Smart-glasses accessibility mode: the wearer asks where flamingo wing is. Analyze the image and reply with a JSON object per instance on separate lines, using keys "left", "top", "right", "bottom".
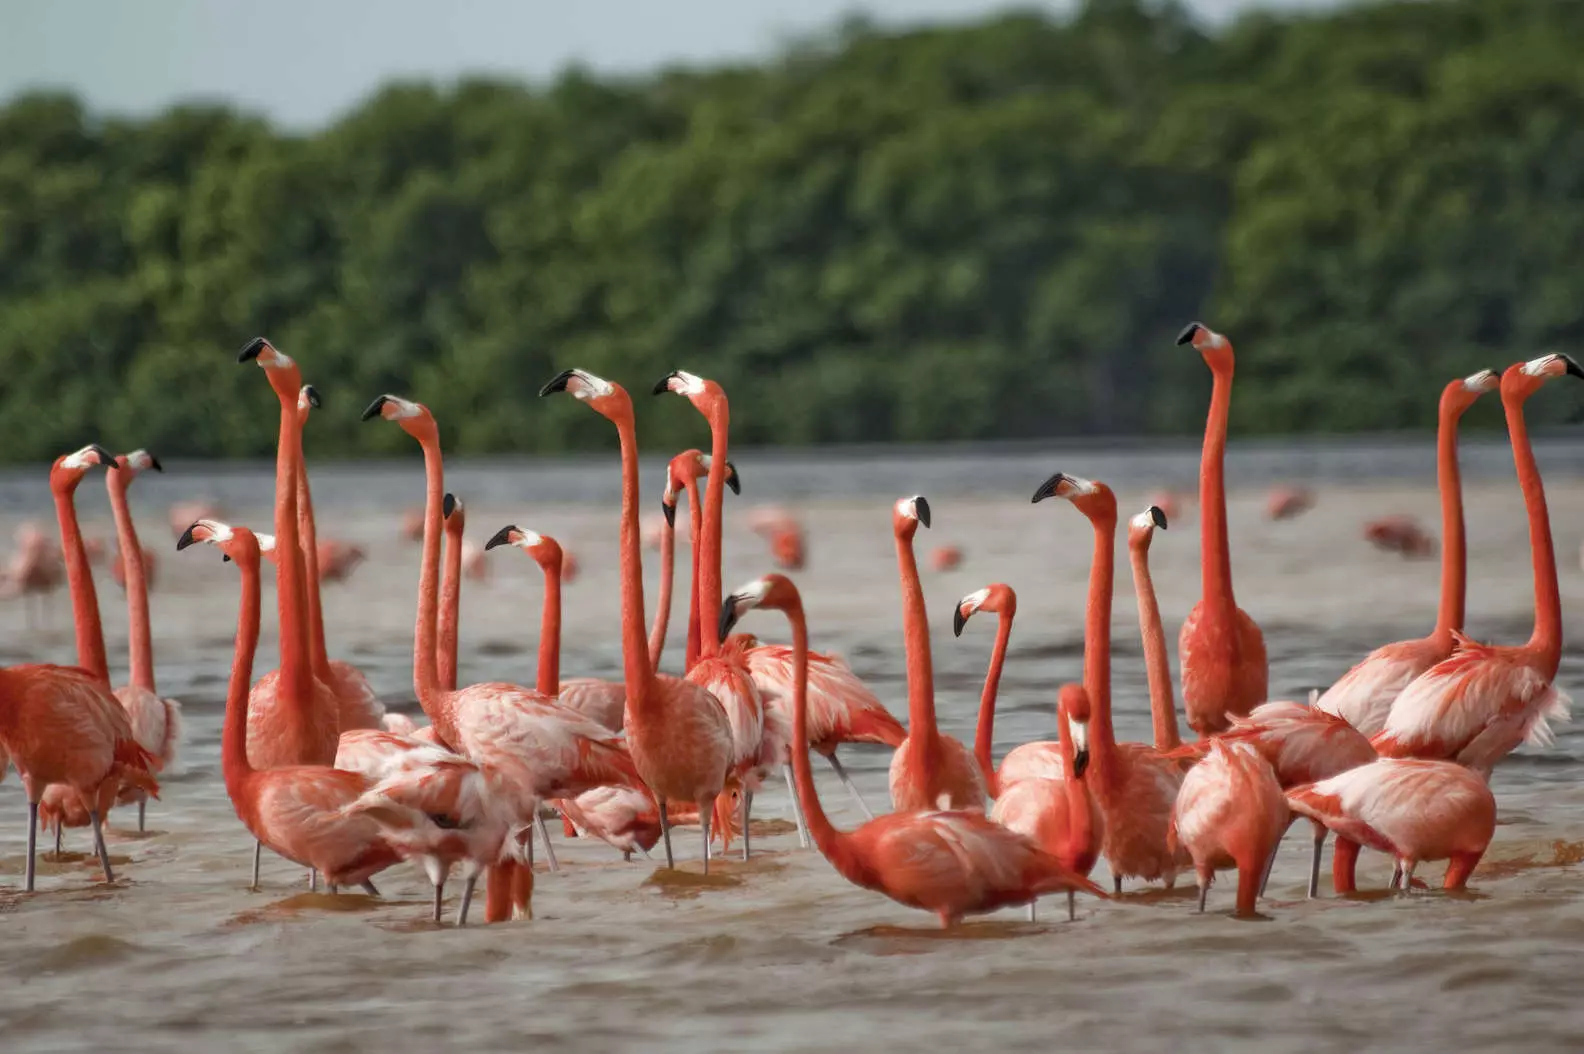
{"left": 1313, "top": 642, "right": 1436, "bottom": 738}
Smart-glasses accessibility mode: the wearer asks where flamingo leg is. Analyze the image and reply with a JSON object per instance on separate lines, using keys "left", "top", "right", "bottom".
{"left": 1197, "top": 878, "right": 1209, "bottom": 913}
{"left": 740, "top": 790, "right": 752, "bottom": 862}
{"left": 89, "top": 810, "right": 114, "bottom": 883}
{"left": 1307, "top": 830, "right": 1326, "bottom": 899}
{"left": 825, "top": 753, "right": 874, "bottom": 821}
{"left": 251, "top": 840, "right": 262, "bottom": 890}
{"left": 783, "top": 764, "right": 811, "bottom": 848}
{"left": 329, "top": 883, "right": 340, "bottom": 894}
{"left": 1113, "top": 875, "right": 1123, "bottom": 895}
{"left": 137, "top": 795, "right": 147, "bottom": 833}
{"left": 361, "top": 880, "right": 380, "bottom": 897}
{"left": 535, "top": 813, "right": 561, "bottom": 873}
{"left": 658, "top": 801, "right": 675, "bottom": 870}
{"left": 25, "top": 800, "right": 38, "bottom": 892}
{"left": 456, "top": 876, "right": 476, "bottom": 927}
{"left": 309, "top": 868, "right": 319, "bottom": 892}
{"left": 1390, "top": 864, "right": 1403, "bottom": 890}
{"left": 639, "top": 844, "right": 653, "bottom": 861}
{"left": 1067, "top": 890, "right": 1076, "bottom": 922}
{"left": 699, "top": 798, "right": 713, "bottom": 875}
{"left": 1257, "top": 839, "right": 1280, "bottom": 898}
{"left": 1028, "top": 900, "right": 1037, "bottom": 922}
{"left": 54, "top": 821, "right": 62, "bottom": 857}
{"left": 432, "top": 880, "right": 445, "bottom": 923}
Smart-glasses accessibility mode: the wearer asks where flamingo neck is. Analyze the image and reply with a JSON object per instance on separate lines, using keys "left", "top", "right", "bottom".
{"left": 784, "top": 599, "right": 852, "bottom": 869}
{"left": 647, "top": 505, "right": 675, "bottom": 673}
{"left": 223, "top": 553, "right": 263, "bottom": 800}
{"left": 107, "top": 473, "right": 155, "bottom": 694}
{"left": 439, "top": 512, "right": 464, "bottom": 692}
{"left": 1199, "top": 363, "right": 1237, "bottom": 616}
{"left": 1058, "top": 706, "right": 1096, "bottom": 861}
{"left": 1084, "top": 510, "right": 1119, "bottom": 789}
{"left": 897, "top": 526, "right": 938, "bottom": 762}
{"left": 1431, "top": 397, "right": 1469, "bottom": 642}
{"left": 52, "top": 483, "right": 110, "bottom": 686}
{"left": 295, "top": 458, "right": 332, "bottom": 676}
{"left": 273, "top": 388, "right": 313, "bottom": 704}
{"left": 536, "top": 557, "right": 562, "bottom": 697}
{"left": 413, "top": 435, "right": 449, "bottom": 734}
{"left": 972, "top": 609, "right": 1013, "bottom": 797}
{"left": 614, "top": 412, "right": 655, "bottom": 721}
{"left": 1130, "top": 541, "right": 1179, "bottom": 751}
{"left": 1504, "top": 389, "right": 1562, "bottom": 674}
{"left": 697, "top": 404, "right": 729, "bottom": 660}
{"left": 684, "top": 478, "right": 704, "bottom": 672}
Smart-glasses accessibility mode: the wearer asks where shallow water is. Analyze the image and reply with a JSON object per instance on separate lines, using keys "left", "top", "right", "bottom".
{"left": 3, "top": 438, "right": 1584, "bottom": 1053}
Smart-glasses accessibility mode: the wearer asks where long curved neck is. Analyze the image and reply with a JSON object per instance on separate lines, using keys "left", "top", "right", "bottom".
{"left": 1084, "top": 512, "right": 1119, "bottom": 790}
{"left": 1058, "top": 705, "right": 1095, "bottom": 854}
{"left": 53, "top": 483, "right": 110, "bottom": 685}
{"left": 223, "top": 555, "right": 263, "bottom": 799}
{"left": 274, "top": 390, "right": 313, "bottom": 703}
{"left": 1504, "top": 390, "right": 1562, "bottom": 674}
{"left": 614, "top": 411, "right": 656, "bottom": 720}
{"left": 107, "top": 474, "right": 155, "bottom": 693}
{"left": 648, "top": 508, "right": 675, "bottom": 671}
{"left": 698, "top": 406, "right": 729, "bottom": 660}
{"left": 972, "top": 610, "right": 1013, "bottom": 796}
{"left": 897, "top": 527, "right": 938, "bottom": 755}
{"left": 1431, "top": 399, "right": 1468, "bottom": 641}
{"left": 439, "top": 512, "right": 464, "bottom": 692}
{"left": 296, "top": 457, "right": 332, "bottom": 676}
{"left": 413, "top": 436, "right": 448, "bottom": 728}
{"left": 1199, "top": 363, "right": 1236, "bottom": 615}
{"left": 684, "top": 479, "right": 704, "bottom": 672}
{"left": 784, "top": 600, "right": 858, "bottom": 872}
{"left": 536, "top": 558, "right": 562, "bottom": 696}
{"left": 1130, "top": 541, "right": 1179, "bottom": 751}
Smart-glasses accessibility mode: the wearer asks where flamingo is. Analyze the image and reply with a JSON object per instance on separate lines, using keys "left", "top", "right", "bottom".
{"left": 883, "top": 496, "right": 986, "bottom": 813}
{"left": 654, "top": 370, "right": 772, "bottom": 859}
{"left": 955, "top": 582, "right": 1018, "bottom": 798}
{"left": 1, "top": 522, "right": 64, "bottom": 625}
{"left": 745, "top": 506, "right": 806, "bottom": 570}
{"left": 651, "top": 449, "right": 739, "bottom": 674}
{"left": 1168, "top": 739, "right": 1288, "bottom": 916}
{"left": 108, "top": 545, "right": 157, "bottom": 594}
{"left": 1286, "top": 758, "right": 1496, "bottom": 892}
{"left": 50, "top": 444, "right": 118, "bottom": 688}
{"left": 1314, "top": 371, "right": 1500, "bottom": 737}
{"left": 541, "top": 368, "right": 732, "bottom": 873}
{"left": 1264, "top": 486, "right": 1315, "bottom": 521}
{"left": 1033, "top": 472, "right": 1189, "bottom": 890}
{"left": 363, "top": 392, "right": 647, "bottom": 900}
{"left": 988, "top": 683, "right": 1104, "bottom": 920}
{"left": 1362, "top": 516, "right": 1435, "bottom": 558}
{"left": 1176, "top": 322, "right": 1268, "bottom": 735}
{"left": 1127, "top": 505, "right": 1181, "bottom": 753}
{"left": 721, "top": 573, "right": 1106, "bottom": 926}
{"left": 1372, "top": 355, "right": 1578, "bottom": 774}
{"left": 929, "top": 545, "right": 964, "bottom": 572}
{"left": 554, "top": 785, "right": 662, "bottom": 861}
{"left": 106, "top": 450, "right": 184, "bottom": 830}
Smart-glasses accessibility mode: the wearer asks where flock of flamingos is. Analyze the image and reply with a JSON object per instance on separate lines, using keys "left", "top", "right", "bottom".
{"left": 0, "top": 324, "right": 1576, "bottom": 929}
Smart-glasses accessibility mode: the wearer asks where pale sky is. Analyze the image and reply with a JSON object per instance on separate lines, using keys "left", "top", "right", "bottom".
{"left": 1, "top": 0, "right": 1324, "bottom": 128}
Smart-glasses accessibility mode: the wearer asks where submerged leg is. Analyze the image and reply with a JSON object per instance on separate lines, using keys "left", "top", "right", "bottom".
{"left": 1113, "top": 875, "right": 1123, "bottom": 895}
{"left": 361, "top": 879, "right": 380, "bottom": 897}
{"left": 1067, "top": 889, "right": 1076, "bottom": 922}
{"left": 784, "top": 764, "right": 811, "bottom": 849}
{"left": 1027, "top": 900, "right": 1037, "bottom": 923}
{"left": 1390, "top": 864, "right": 1403, "bottom": 891}
{"left": 826, "top": 753, "right": 875, "bottom": 821}
{"left": 1257, "top": 840, "right": 1280, "bottom": 898}
{"left": 432, "top": 880, "right": 445, "bottom": 923}
{"left": 457, "top": 876, "right": 477, "bottom": 927}
{"left": 1197, "top": 877, "right": 1209, "bottom": 914}
{"left": 25, "top": 800, "right": 39, "bottom": 893}
{"left": 54, "top": 821, "right": 62, "bottom": 857}
{"left": 89, "top": 810, "right": 114, "bottom": 883}
{"left": 658, "top": 801, "right": 675, "bottom": 870}
{"left": 740, "top": 790, "right": 753, "bottom": 862}
{"left": 251, "top": 840, "right": 262, "bottom": 890}
{"left": 138, "top": 795, "right": 147, "bottom": 833}
{"left": 535, "top": 813, "right": 560, "bottom": 873}
{"left": 309, "top": 868, "right": 319, "bottom": 892}
{"left": 1307, "top": 830, "right": 1326, "bottom": 900}
{"left": 700, "top": 798, "right": 713, "bottom": 876}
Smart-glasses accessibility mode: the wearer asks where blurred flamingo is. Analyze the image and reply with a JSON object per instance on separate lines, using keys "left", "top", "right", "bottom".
{"left": 168, "top": 499, "right": 223, "bottom": 538}
{"left": 745, "top": 505, "right": 805, "bottom": 570}
{"left": 1264, "top": 486, "right": 1315, "bottom": 521}
{"left": 928, "top": 545, "right": 964, "bottom": 572}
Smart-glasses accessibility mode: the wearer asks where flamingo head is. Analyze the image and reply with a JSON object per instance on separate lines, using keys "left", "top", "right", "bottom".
{"left": 1058, "top": 683, "right": 1092, "bottom": 779}
{"left": 361, "top": 394, "right": 438, "bottom": 443}
{"left": 484, "top": 524, "right": 562, "bottom": 574}
{"left": 718, "top": 573, "right": 801, "bottom": 641}
{"left": 1127, "top": 504, "right": 1169, "bottom": 549}
{"left": 1176, "top": 321, "right": 1233, "bottom": 372}
{"left": 1504, "top": 353, "right": 1584, "bottom": 401}
{"left": 1032, "top": 472, "right": 1116, "bottom": 523}
{"left": 953, "top": 583, "right": 1015, "bottom": 637}
{"left": 1441, "top": 368, "right": 1499, "bottom": 417}
{"left": 256, "top": 532, "right": 278, "bottom": 566}
{"left": 177, "top": 519, "right": 260, "bottom": 566}
{"left": 652, "top": 370, "right": 726, "bottom": 419}
{"left": 892, "top": 495, "right": 931, "bottom": 540}
{"left": 237, "top": 337, "right": 303, "bottom": 401}
{"left": 539, "top": 368, "right": 631, "bottom": 423}
{"left": 50, "top": 444, "right": 118, "bottom": 492}
{"left": 443, "top": 493, "right": 465, "bottom": 530}
{"left": 117, "top": 449, "right": 163, "bottom": 476}
{"left": 662, "top": 450, "right": 738, "bottom": 527}
{"left": 297, "top": 384, "right": 322, "bottom": 421}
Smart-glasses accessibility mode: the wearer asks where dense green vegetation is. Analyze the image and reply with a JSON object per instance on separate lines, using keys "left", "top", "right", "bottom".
{"left": 1, "top": 0, "right": 1581, "bottom": 460}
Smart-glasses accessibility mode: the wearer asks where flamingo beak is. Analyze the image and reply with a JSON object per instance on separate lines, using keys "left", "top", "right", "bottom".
{"left": 1072, "top": 748, "right": 1090, "bottom": 780}
{"left": 1149, "top": 505, "right": 1168, "bottom": 530}
{"left": 443, "top": 493, "right": 457, "bottom": 519}
{"left": 237, "top": 337, "right": 269, "bottom": 362}
{"left": 1175, "top": 322, "right": 1201, "bottom": 346}
{"left": 718, "top": 594, "right": 746, "bottom": 642}
{"left": 953, "top": 605, "right": 969, "bottom": 638}
{"left": 724, "top": 461, "right": 741, "bottom": 495}
{"left": 661, "top": 499, "right": 677, "bottom": 528}
{"left": 484, "top": 526, "right": 518, "bottom": 551}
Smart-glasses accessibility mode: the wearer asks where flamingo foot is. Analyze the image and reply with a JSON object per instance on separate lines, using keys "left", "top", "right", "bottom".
{"left": 1197, "top": 881, "right": 1209, "bottom": 913}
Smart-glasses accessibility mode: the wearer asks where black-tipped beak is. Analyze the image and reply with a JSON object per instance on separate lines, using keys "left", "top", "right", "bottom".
{"left": 1149, "top": 505, "right": 1168, "bottom": 530}
{"left": 237, "top": 337, "right": 269, "bottom": 362}
{"left": 1175, "top": 322, "right": 1201, "bottom": 346}
{"left": 539, "top": 370, "right": 576, "bottom": 397}
{"left": 360, "top": 396, "right": 389, "bottom": 421}
{"left": 443, "top": 493, "right": 457, "bottom": 519}
{"left": 914, "top": 496, "right": 931, "bottom": 529}
{"left": 652, "top": 372, "right": 681, "bottom": 396}
{"left": 304, "top": 386, "right": 322, "bottom": 409}
{"left": 176, "top": 524, "right": 198, "bottom": 551}
{"left": 953, "top": 606, "right": 969, "bottom": 638}
{"left": 1031, "top": 472, "right": 1070, "bottom": 504}
{"left": 661, "top": 499, "right": 677, "bottom": 528}
{"left": 1072, "top": 748, "right": 1090, "bottom": 780}
{"left": 484, "top": 526, "right": 517, "bottom": 551}
{"left": 91, "top": 444, "right": 117, "bottom": 469}
{"left": 718, "top": 594, "right": 745, "bottom": 643}
{"left": 222, "top": 554, "right": 231, "bottom": 562}
{"left": 1565, "top": 355, "right": 1584, "bottom": 379}
{"left": 147, "top": 455, "right": 164, "bottom": 472}
{"left": 724, "top": 461, "right": 741, "bottom": 495}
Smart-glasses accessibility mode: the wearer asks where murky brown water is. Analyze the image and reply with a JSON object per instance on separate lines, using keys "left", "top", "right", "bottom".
{"left": 3, "top": 439, "right": 1584, "bottom": 1053}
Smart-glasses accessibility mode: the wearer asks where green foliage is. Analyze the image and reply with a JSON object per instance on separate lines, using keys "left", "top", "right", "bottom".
{"left": 1, "top": 0, "right": 1581, "bottom": 461}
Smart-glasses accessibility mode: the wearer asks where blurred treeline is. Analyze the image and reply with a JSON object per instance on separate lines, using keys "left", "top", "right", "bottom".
{"left": 1, "top": 0, "right": 1581, "bottom": 461}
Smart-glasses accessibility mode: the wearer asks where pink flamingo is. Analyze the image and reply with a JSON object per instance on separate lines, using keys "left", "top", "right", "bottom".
{"left": 2, "top": 522, "right": 64, "bottom": 624}
{"left": 928, "top": 545, "right": 964, "bottom": 572}
{"left": 722, "top": 573, "right": 1106, "bottom": 926}
{"left": 1264, "top": 486, "right": 1315, "bottom": 521}
{"left": 541, "top": 368, "right": 732, "bottom": 873}
{"left": 106, "top": 449, "right": 183, "bottom": 830}
{"left": 988, "top": 683, "right": 1104, "bottom": 920}
{"left": 1315, "top": 370, "right": 1499, "bottom": 737}
{"left": 50, "top": 444, "right": 118, "bottom": 687}
{"left": 1127, "top": 505, "right": 1182, "bottom": 753}
{"left": 363, "top": 393, "right": 647, "bottom": 893}
{"left": 745, "top": 506, "right": 806, "bottom": 570}
{"left": 1176, "top": 322, "right": 1268, "bottom": 735}
{"left": 1372, "top": 355, "right": 1577, "bottom": 773}
{"left": 886, "top": 496, "right": 986, "bottom": 813}
{"left": 1168, "top": 739, "right": 1288, "bottom": 916}
{"left": 1286, "top": 758, "right": 1495, "bottom": 892}
{"left": 1033, "top": 472, "right": 1188, "bottom": 890}
{"left": 955, "top": 582, "right": 1018, "bottom": 798}
{"left": 651, "top": 449, "right": 738, "bottom": 674}
{"left": 554, "top": 785, "right": 661, "bottom": 861}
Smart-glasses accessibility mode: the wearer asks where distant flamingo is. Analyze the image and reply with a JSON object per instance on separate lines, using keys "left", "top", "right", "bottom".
{"left": 400, "top": 507, "right": 425, "bottom": 543}
{"left": 887, "top": 496, "right": 986, "bottom": 813}
{"left": 168, "top": 499, "right": 223, "bottom": 538}
{"left": 1168, "top": 739, "right": 1288, "bottom": 916}
{"left": 1362, "top": 516, "right": 1435, "bottom": 558}
{"left": 108, "top": 545, "right": 157, "bottom": 594}
{"left": 1286, "top": 758, "right": 1495, "bottom": 892}
{"left": 364, "top": 392, "right": 647, "bottom": 900}
{"left": 1315, "top": 370, "right": 1499, "bottom": 738}
{"left": 541, "top": 369, "right": 731, "bottom": 873}
{"left": 989, "top": 683, "right": 1103, "bottom": 920}
{"left": 314, "top": 542, "right": 367, "bottom": 584}
{"left": 1127, "top": 505, "right": 1180, "bottom": 752}
{"left": 1264, "top": 486, "right": 1315, "bottom": 521}
{"left": 929, "top": 545, "right": 964, "bottom": 572}
{"left": 1372, "top": 355, "right": 1578, "bottom": 772}
{"left": 722, "top": 573, "right": 1105, "bottom": 926}
{"left": 1145, "top": 488, "right": 1187, "bottom": 523}
{"left": 746, "top": 506, "right": 806, "bottom": 571}
{"left": 955, "top": 582, "right": 1018, "bottom": 798}
{"left": 1033, "top": 472, "right": 1188, "bottom": 890}
{"left": 654, "top": 370, "right": 771, "bottom": 858}
{"left": 106, "top": 449, "right": 183, "bottom": 830}
{"left": 2, "top": 522, "right": 64, "bottom": 623}
{"left": 1176, "top": 322, "right": 1268, "bottom": 735}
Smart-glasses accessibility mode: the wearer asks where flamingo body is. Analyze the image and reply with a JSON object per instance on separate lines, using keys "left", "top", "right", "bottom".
{"left": 1170, "top": 740, "right": 1288, "bottom": 915}
{"left": 558, "top": 677, "right": 627, "bottom": 732}
{"left": 1314, "top": 638, "right": 1444, "bottom": 739}
{"left": 743, "top": 644, "right": 904, "bottom": 754}
{"left": 1215, "top": 700, "right": 1376, "bottom": 787}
